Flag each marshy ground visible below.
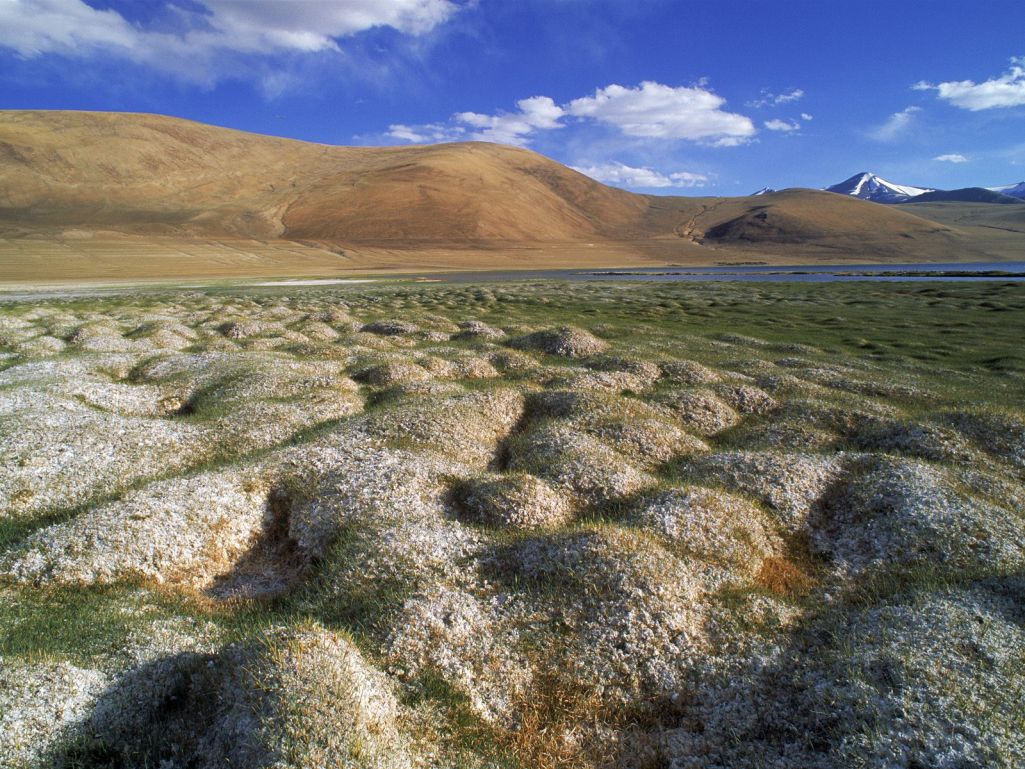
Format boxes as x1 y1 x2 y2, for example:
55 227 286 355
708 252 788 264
1 279 1023 768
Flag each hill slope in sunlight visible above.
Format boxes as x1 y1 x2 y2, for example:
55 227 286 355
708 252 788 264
1 111 1021 280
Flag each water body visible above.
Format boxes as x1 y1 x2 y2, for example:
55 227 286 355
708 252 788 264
2 262 1024 302
423 261 1025 284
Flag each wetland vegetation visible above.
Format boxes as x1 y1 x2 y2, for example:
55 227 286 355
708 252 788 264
1 278 1023 768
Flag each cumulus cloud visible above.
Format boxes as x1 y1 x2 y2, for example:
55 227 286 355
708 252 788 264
0 0 461 77
934 153 968 164
567 81 756 145
748 88 804 108
870 106 921 141
388 80 756 148
572 162 709 189
801 113 813 121
764 118 800 132
914 57 1025 111
454 96 565 145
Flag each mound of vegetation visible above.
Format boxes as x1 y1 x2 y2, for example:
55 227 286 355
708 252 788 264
1 279 1023 768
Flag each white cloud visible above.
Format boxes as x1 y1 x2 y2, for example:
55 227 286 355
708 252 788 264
0 0 460 77
934 153 968 164
748 88 804 108
915 57 1025 111
870 106 921 142
455 96 565 145
800 113 813 121
567 81 756 145
387 123 465 143
764 118 800 132
0 0 140 58
388 81 756 148
572 162 709 189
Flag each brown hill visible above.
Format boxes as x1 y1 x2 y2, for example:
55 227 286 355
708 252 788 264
0 110 1021 281
0 110 647 243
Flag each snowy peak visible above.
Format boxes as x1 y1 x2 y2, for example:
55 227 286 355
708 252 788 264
751 187 775 196
826 172 934 204
987 181 1025 200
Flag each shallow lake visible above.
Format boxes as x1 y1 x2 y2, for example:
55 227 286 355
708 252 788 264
423 261 1025 283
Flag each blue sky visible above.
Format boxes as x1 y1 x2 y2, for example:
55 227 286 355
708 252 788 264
2 0 1024 194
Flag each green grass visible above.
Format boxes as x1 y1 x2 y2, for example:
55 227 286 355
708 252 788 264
1 278 1023 768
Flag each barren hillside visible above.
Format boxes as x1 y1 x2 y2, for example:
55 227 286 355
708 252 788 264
1 111 1022 280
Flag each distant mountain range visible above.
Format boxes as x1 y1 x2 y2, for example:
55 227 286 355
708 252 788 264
822 172 1025 204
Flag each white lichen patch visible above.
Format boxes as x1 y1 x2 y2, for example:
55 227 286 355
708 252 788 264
0 389 212 518
1 469 272 587
811 457 1025 575
686 451 849 532
458 473 575 530
631 486 782 578
351 387 525 466
0 659 109 768
492 529 706 704
1 283 1022 769
387 587 531 724
510 326 609 358
508 423 655 505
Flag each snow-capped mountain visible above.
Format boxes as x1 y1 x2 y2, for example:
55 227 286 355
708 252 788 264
987 181 1025 200
826 172 934 204
751 187 775 196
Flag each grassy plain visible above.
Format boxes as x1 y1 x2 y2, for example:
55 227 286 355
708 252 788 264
1 278 1023 768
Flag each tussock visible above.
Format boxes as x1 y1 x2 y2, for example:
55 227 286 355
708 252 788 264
1 281 1022 769
510 326 609 358
457 473 574 530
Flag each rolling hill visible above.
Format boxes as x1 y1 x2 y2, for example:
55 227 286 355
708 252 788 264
905 187 1025 205
1 110 1022 281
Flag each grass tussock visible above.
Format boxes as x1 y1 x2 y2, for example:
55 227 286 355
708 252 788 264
1 279 1024 768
